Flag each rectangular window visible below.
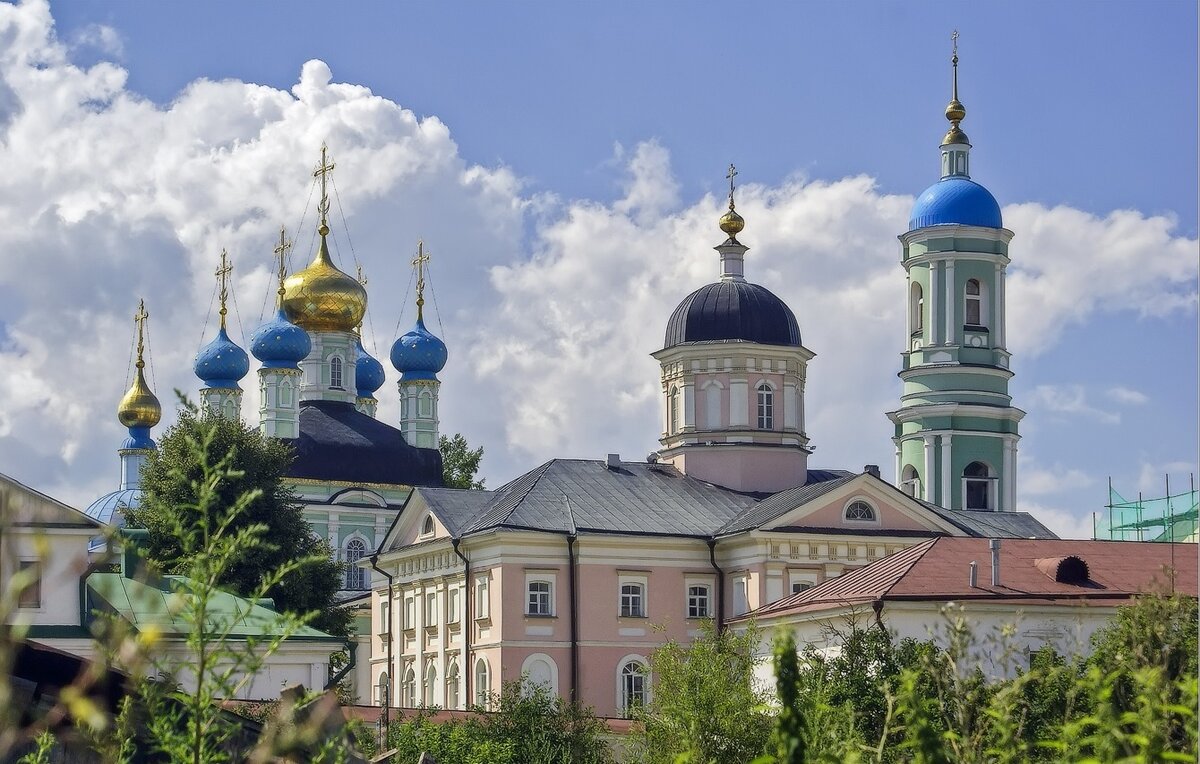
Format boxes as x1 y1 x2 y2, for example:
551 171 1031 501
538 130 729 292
791 582 813 595
527 581 552 616
379 599 391 636
619 583 645 618
17 560 40 609
732 577 749 616
687 585 710 618
447 588 460 624
425 592 438 627
404 595 416 630
474 577 490 620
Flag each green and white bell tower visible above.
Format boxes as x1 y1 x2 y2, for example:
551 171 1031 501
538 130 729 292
887 37 1024 512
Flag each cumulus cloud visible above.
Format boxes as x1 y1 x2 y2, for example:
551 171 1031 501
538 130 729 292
0 0 1195 539
1025 385 1120 424
1021 464 1097 496
1106 385 1149 406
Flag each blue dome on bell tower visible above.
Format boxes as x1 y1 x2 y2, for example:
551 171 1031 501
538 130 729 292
909 177 1002 231
390 317 448 381
194 327 250 388
355 338 386 396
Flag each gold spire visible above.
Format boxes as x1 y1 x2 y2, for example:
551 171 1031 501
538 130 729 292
215 248 232 329
355 264 368 333
411 240 430 322
117 299 162 429
719 163 745 240
273 226 291 307
943 30 970 145
280 146 367 332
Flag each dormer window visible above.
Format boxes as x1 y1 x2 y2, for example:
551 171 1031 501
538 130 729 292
421 515 435 537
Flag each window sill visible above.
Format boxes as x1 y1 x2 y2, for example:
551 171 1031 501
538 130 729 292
524 613 556 619
474 615 492 625
618 614 647 620
962 324 990 333
685 615 712 621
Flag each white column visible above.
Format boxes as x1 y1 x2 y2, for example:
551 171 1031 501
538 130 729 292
682 382 695 430
944 260 955 346
893 443 902 487
929 264 940 345
1003 437 1016 512
904 275 912 339
995 264 1006 349
940 434 953 509
922 434 936 503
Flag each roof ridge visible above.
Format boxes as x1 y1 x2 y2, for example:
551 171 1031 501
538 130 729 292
464 459 557 533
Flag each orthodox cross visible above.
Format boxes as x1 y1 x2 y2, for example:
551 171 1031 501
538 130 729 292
313 144 336 229
412 240 430 319
726 163 738 210
215 248 232 328
951 30 960 97
273 227 291 303
355 265 368 332
133 299 149 368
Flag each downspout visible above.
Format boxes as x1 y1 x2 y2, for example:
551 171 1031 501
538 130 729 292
707 538 725 633
451 538 471 708
567 534 579 701
368 554 394 733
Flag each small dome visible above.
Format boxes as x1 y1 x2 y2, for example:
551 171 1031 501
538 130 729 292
909 177 1002 231
118 366 162 429
85 488 143 527
664 281 801 349
719 208 745 238
194 327 249 389
251 308 312 368
281 235 367 333
390 317 448 380
355 338 386 397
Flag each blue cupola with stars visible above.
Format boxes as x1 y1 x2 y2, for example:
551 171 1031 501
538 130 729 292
907 37 1002 232
356 338 386 396
393 242 446 449
390 317 448 381
251 308 312 369
196 250 250 418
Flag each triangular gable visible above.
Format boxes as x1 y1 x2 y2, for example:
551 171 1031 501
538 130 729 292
0 472 100 528
755 474 965 536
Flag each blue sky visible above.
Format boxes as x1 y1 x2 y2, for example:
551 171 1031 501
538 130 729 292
1 0 1196 538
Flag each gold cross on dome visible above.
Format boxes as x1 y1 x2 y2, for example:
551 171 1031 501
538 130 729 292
133 299 149 367
411 240 430 319
313 144 336 227
215 249 232 327
726 163 738 210
356 264 368 288
273 226 291 302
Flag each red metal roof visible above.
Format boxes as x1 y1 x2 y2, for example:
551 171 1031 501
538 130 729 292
741 538 1198 622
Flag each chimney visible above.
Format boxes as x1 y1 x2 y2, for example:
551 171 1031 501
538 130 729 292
968 560 978 588
864 464 881 479
606 453 621 470
989 539 1002 586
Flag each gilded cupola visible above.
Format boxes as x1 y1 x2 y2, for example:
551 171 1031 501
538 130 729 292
281 146 367 333
117 300 162 431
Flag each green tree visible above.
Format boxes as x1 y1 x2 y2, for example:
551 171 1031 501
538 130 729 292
126 401 351 637
631 620 772 763
439 433 485 489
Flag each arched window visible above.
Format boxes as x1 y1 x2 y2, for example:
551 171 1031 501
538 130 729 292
474 658 491 708
446 660 460 709
521 654 558 696
278 381 292 407
402 666 417 707
330 355 344 389
418 390 433 417
756 383 774 430
965 279 983 327
668 385 680 435
901 465 920 498
421 515 435 537
963 461 993 510
377 672 390 706
619 583 645 618
344 537 367 590
423 662 438 706
223 399 237 419
619 659 648 716
910 282 924 333
844 500 877 522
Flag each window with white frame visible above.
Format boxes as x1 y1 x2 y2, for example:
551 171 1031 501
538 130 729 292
619 659 648 716
344 537 367 589
911 282 924 333
378 599 390 636
686 584 711 618
619 583 646 618
475 575 490 619
446 660 460 709
527 580 552 616
964 461 993 510
421 514 435 537
901 464 921 498
669 385 681 434
732 576 749 616
402 666 417 707
965 279 983 326
425 592 438 627
403 594 416 630
756 383 774 430
843 499 877 522
330 355 344 389
474 658 491 708
447 587 460 624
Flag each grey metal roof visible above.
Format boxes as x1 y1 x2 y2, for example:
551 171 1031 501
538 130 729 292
460 459 757 537
923 503 1058 539
419 488 495 537
717 471 856 535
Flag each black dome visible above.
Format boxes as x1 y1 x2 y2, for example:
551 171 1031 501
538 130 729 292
663 280 801 348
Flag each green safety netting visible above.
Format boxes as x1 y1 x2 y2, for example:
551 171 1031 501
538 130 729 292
1094 484 1198 542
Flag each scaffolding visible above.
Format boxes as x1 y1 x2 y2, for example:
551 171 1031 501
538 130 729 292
1094 475 1198 543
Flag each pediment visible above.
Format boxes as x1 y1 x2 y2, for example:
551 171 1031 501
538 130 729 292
762 475 964 536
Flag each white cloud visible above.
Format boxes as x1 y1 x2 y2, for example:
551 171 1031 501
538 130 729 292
1021 464 1097 497
70 23 123 59
1026 385 1120 424
0 0 1195 532
1106 385 1149 406
1020 501 1097 540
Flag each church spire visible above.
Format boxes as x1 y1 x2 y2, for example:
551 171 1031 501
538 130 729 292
939 31 972 179
195 249 249 415
716 164 749 282
116 300 162 489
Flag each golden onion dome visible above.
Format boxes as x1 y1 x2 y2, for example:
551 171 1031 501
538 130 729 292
942 125 970 146
719 208 745 238
117 363 162 428
945 98 966 123
281 229 367 332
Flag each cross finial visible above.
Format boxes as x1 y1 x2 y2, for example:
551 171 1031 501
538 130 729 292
215 248 232 328
726 163 738 211
951 30 960 99
411 240 431 321
133 299 149 369
273 226 291 304
313 143 336 235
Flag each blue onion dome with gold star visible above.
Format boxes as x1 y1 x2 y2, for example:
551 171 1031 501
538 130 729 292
391 316 448 381
908 40 1002 232
355 337 386 397
251 307 312 368
194 326 249 388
